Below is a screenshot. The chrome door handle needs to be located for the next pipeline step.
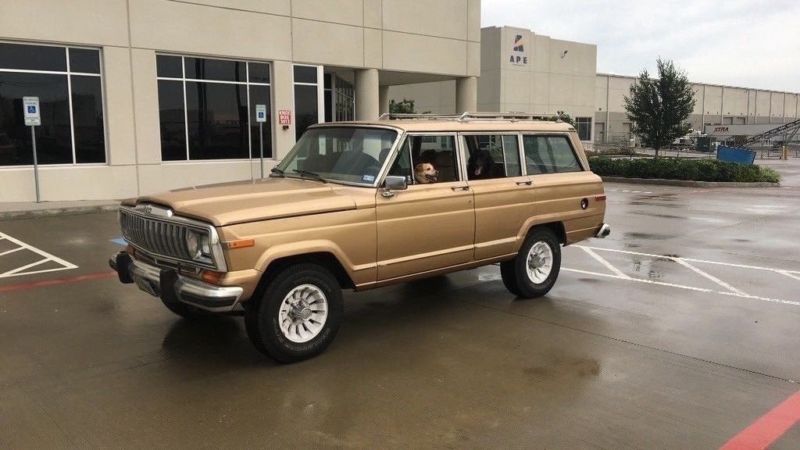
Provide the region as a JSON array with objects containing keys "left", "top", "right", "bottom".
[
  {"left": 451, "top": 186, "right": 469, "bottom": 192},
  {"left": 516, "top": 181, "right": 532, "bottom": 186}
]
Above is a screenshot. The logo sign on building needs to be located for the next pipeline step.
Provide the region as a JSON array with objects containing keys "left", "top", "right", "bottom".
[
  {"left": 255, "top": 104, "right": 267, "bottom": 123},
  {"left": 23, "top": 96, "right": 41, "bottom": 126},
  {"left": 509, "top": 34, "right": 528, "bottom": 65},
  {"left": 279, "top": 109, "right": 292, "bottom": 126}
]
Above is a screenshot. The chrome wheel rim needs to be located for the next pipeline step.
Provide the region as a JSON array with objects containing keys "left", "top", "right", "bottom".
[
  {"left": 278, "top": 284, "right": 328, "bottom": 343},
  {"left": 526, "top": 241, "right": 553, "bottom": 284}
]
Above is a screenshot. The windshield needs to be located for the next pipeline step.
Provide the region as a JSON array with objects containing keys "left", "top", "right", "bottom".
[{"left": 275, "top": 127, "right": 398, "bottom": 185}]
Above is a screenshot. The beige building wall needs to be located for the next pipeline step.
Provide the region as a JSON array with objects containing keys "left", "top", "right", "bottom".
[
  {"left": 595, "top": 73, "right": 800, "bottom": 143},
  {"left": 0, "top": 0, "right": 480, "bottom": 201},
  {"left": 388, "top": 26, "right": 597, "bottom": 140}
]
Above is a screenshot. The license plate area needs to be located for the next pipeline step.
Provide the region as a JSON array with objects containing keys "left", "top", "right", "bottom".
[{"left": 134, "top": 275, "right": 160, "bottom": 297}]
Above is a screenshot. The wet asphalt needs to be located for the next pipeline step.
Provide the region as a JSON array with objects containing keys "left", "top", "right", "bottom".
[{"left": 1, "top": 159, "right": 799, "bottom": 449}]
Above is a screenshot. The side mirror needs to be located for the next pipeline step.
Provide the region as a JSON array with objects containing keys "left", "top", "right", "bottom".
[{"left": 381, "top": 175, "right": 408, "bottom": 197}]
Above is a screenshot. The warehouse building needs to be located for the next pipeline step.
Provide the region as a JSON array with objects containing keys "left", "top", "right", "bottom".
[
  {"left": 595, "top": 74, "right": 800, "bottom": 145},
  {"left": 0, "top": 0, "right": 480, "bottom": 202},
  {"left": 389, "top": 26, "right": 597, "bottom": 141},
  {"left": 391, "top": 25, "right": 800, "bottom": 147}
]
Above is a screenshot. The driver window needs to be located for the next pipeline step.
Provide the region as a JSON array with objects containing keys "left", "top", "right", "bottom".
[{"left": 388, "top": 135, "right": 458, "bottom": 185}]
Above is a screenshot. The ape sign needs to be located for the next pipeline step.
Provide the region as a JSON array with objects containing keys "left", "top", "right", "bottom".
[{"left": 509, "top": 34, "right": 528, "bottom": 65}]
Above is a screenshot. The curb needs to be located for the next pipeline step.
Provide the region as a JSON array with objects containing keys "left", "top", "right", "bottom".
[
  {"left": 601, "top": 176, "right": 781, "bottom": 188},
  {"left": 0, "top": 204, "right": 119, "bottom": 221}
]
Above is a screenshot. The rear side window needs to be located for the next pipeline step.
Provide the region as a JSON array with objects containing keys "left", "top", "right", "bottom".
[
  {"left": 463, "top": 134, "right": 522, "bottom": 180},
  {"left": 522, "top": 135, "right": 583, "bottom": 174}
]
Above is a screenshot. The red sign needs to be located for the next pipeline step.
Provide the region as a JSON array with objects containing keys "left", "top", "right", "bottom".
[{"left": 279, "top": 110, "right": 292, "bottom": 125}]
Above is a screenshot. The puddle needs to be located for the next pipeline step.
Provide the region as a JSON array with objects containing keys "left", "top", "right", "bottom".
[
  {"left": 624, "top": 232, "right": 676, "bottom": 240},
  {"left": 630, "top": 211, "right": 684, "bottom": 220}
]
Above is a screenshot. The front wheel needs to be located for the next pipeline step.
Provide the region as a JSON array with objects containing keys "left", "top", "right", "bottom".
[
  {"left": 500, "top": 227, "right": 561, "bottom": 298},
  {"left": 245, "top": 264, "right": 343, "bottom": 363}
]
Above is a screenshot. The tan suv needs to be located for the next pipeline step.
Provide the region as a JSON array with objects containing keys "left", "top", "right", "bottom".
[{"left": 110, "top": 113, "right": 609, "bottom": 362}]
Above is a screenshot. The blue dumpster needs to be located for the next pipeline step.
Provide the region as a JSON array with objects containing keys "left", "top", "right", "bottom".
[{"left": 717, "top": 146, "right": 756, "bottom": 165}]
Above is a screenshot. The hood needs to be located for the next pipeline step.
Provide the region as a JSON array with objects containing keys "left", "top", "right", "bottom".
[{"left": 132, "top": 178, "right": 358, "bottom": 226}]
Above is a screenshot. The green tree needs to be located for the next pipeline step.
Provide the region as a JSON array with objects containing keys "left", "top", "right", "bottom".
[
  {"left": 624, "top": 58, "right": 696, "bottom": 157},
  {"left": 389, "top": 98, "right": 416, "bottom": 114}
]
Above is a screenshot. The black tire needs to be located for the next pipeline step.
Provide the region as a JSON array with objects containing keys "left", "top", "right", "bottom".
[
  {"left": 245, "top": 264, "right": 343, "bottom": 363},
  {"left": 500, "top": 227, "right": 561, "bottom": 298}
]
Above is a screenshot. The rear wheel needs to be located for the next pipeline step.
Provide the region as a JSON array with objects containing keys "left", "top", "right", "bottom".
[
  {"left": 245, "top": 264, "right": 343, "bottom": 363},
  {"left": 500, "top": 227, "right": 561, "bottom": 298}
]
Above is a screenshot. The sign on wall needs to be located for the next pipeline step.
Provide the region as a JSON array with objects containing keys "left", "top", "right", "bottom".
[
  {"left": 23, "top": 96, "right": 41, "bottom": 126},
  {"left": 509, "top": 34, "right": 528, "bottom": 65},
  {"left": 279, "top": 109, "right": 292, "bottom": 126},
  {"left": 255, "top": 104, "right": 267, "bottom": 123}
]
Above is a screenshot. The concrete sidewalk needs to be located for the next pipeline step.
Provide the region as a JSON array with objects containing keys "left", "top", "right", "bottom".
[{"left": 0, "top": 200, "right": 120, "bottom": 220}]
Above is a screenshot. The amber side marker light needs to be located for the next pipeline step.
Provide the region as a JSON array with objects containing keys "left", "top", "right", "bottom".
[
  {"left": 226, "top": 239, "right": 255, "bottom": 249},
  {"left": 595, "top": 195, "right": 607, "bottom": 201},
  {"left": 201, "top": 270, "right": 224, "bottom": 284}
]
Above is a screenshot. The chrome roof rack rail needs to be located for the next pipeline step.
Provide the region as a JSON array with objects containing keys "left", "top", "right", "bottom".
[
  {"left": 377, "top": 112, "right": 562, "bottom": 122},
  {"left": 457, "top": 112, "right": 560, "bottom": 122},
  {"left": 378, "top": 113, "right": 462, "bottom": 120}
]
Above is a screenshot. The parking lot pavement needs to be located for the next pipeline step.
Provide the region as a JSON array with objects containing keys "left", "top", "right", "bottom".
[{"left": 1, "top": 177, "right": 799, "bottom": 448}]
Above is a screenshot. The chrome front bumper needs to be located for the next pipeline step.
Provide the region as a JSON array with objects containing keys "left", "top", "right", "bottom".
[
  {"left": 109, "top": 252, "right": 243, "bottom": 313},
  {"left": 595, "top": 223, "right": 611, "bottom": 238}
]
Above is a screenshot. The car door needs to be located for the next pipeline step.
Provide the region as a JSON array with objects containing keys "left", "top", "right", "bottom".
[
  {"left": 522, "top": 133, "right": 604, "bottom": 243},
  {"left": 462, "top": 133, "right": 534, "bottom": 260},
  {"left": 375, "top": 133, "right": 475, "bottom": 281}
]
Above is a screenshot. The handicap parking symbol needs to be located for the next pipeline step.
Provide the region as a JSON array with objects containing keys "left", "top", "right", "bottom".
[{"left": 27, "top": 105, "right": 37, "bottom": 114}]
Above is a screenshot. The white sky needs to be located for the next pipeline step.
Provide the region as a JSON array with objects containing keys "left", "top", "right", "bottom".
[{"left": 481, "top": 0, "right": 800, "bottom": 92}]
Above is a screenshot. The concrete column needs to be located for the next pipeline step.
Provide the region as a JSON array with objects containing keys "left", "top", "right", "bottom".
[
  {"left": 379, "top": 85, "right": 390, "bottom": 115},
  {"left": 456, "top": 76, "right": 478, "bottom": 113},
  {"left": 355, "top": 68, "right": 379, "bottom": 120}
]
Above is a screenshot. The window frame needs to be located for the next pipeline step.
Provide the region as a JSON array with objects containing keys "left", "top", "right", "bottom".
[
  {"left": 155, "top": 53, "right": 274, "bottom": 163},
  {"left": 459, "top": 132, "right": 526, "bottom": 181},
  {"left": 520, "top": 133, "right": 587, "bottom": 174},
  {"left": 0, "top": 40, "right": 108, "bottom": 168},
  {"left": 292, "top": 64, "right": 325, "bottom": 141},
  {"left": 384, "top": 131, "right": 465, "bottom": 186},
  {"left": 575, "top": 117, "right": 592, "bottom": 141}
]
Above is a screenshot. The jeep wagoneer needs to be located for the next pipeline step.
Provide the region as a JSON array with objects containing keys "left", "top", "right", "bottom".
[{"left": 110, "top": 112, "right": 610, "bottom": 362}]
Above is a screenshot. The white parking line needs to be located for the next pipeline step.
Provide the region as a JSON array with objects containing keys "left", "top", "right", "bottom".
[
  {"left": 672, "top": 258, "right": 748, "bottom": 296},
  {"left": 580, "top": 247, "right": 631, "bottom": 279},
  {"left": 0, "top": 231, "right": 78, "bottom": 279},
  {"left": 776, "top": 270, "right": 800, "bottom": 282},
  {"left": 0, "top": 247, "right": 24, "bottom": 257},
  {"left": 570, "top": 245, "right": 798, "bottom": 307}
]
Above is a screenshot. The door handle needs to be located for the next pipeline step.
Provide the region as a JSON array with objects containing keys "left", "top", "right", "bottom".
[
  {"left": 516, "top": 181, "right": 532, "bottom": 186},
  {"left": 451, "top": 186, "right": 469, "bottom": 192}
]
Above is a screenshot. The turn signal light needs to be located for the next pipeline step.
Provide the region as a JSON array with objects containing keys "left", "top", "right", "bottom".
[
  {"left": 595, "top": 195, "right": 607, "bottom": 201},
  {"left": 226, "top": 239, "right": 255, "bottom": 249},
  {"left": 201, "top": 270, "right": 224, "bottom": 285}
]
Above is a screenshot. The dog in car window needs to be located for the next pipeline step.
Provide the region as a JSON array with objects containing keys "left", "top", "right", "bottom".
[
  {"left": 468, "top": 150, "right": 494, "bottom": 179},
  {"left": 414, "top": 162, "right": 439, "bottom": 184}
]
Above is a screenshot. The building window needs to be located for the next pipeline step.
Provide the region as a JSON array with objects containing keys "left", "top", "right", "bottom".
[
  {"left": 294, "top": 65, "right": 322, "bottom": 141},
  {"left": 575, "top": 117, "right": 592, "bottom": 141},
  {"left": 156, "top": 55, "right": 272, "bottom": 161},
  {"left": 0, "top": 42, "right": 105, "bottom": 166}
]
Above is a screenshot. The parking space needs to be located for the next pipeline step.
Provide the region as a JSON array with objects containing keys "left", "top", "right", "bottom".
[
  {"left": 0, "top": 231, "right": 77, "bottom": 279},
  {"left": 1, "top": 172, "right": 799, "bottom": 448}
]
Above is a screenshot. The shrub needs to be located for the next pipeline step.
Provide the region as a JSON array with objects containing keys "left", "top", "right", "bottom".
[{"left": 588, "top": 157, "right": 780, "bottom": 183}]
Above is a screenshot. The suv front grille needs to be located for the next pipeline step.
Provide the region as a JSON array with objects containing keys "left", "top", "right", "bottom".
[{"left": 119, "top": 206, "right": 220, "bottom": 270}]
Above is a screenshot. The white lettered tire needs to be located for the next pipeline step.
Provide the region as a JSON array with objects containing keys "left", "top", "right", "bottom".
[{"left": 500, "top": 227, "right": 561, "bottom": 298}]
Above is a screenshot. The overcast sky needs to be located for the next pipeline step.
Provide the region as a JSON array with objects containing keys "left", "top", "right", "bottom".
[{"left": 481, "top": 0, "right": 800, "bottom": 92}]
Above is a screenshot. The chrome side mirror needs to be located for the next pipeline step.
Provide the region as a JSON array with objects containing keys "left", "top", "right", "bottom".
[{"left": 381, "top": 175, "right": 408, "bottom": 197}]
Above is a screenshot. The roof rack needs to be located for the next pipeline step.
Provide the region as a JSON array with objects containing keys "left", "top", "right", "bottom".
[{"left": 378, "top": 112, "right": 560, "bottom": 122}]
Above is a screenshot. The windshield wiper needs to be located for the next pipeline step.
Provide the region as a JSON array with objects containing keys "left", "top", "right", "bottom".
[
  {"left": 269, "top": 167, "right": 285, "bottom": 177},
  {"left": 292, "top": 169, "right": 327, "bottom": 183}
]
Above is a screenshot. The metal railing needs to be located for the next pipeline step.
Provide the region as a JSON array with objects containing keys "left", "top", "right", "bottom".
[{"left": 378, "top": 111, "right": 561, "bottom": 122}]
